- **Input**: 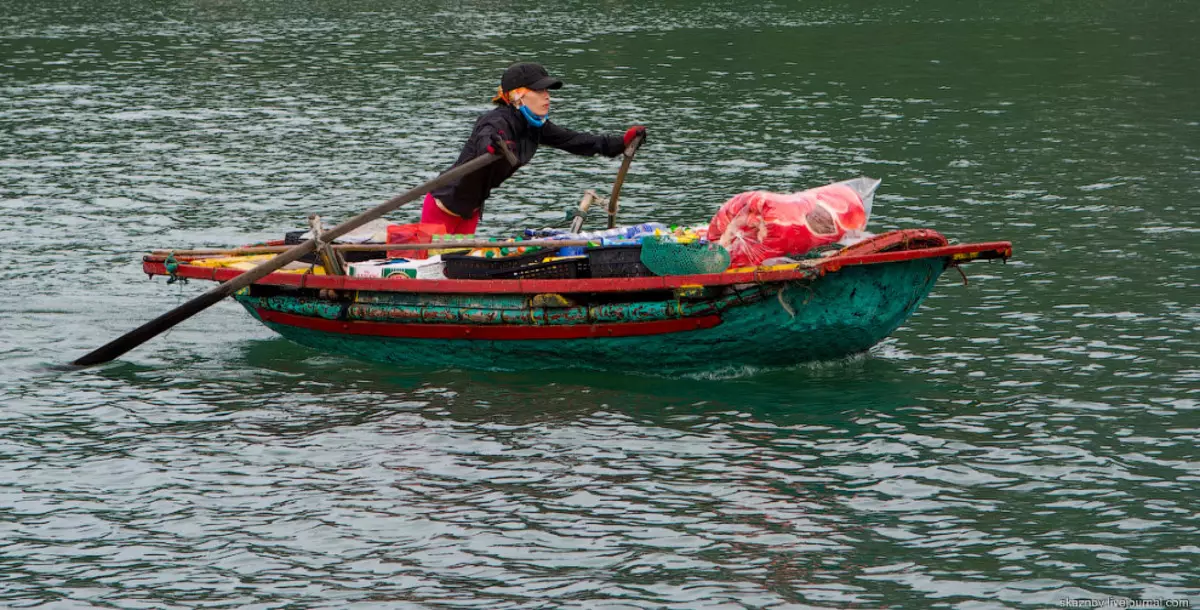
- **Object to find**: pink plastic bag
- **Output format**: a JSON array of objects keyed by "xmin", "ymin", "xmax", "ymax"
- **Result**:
[{"xmin": 707, "ymin": 178, "xmax": 879, "ymax": 267}]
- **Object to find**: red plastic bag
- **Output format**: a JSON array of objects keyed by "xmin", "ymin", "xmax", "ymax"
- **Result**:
[
  {"xmin": 706, "ymin": 178, "xmax": 878, "ymax": 267},
  {"xmin": 386, "ymin": 222, "xmax": 445, "ymax": 259}
]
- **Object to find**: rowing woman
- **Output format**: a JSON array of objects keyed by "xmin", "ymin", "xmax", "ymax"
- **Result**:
[{"xmin": 422, "ymin": 62, "xmax": 646, "ymax": 233}]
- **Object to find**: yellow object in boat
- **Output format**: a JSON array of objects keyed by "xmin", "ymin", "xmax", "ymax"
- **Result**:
[
  {"xmin": 189, "ymin": 255, "xmax": 323, "ymax": 274},
  {"xmin": 725, "ymin": 262, "xmax": 804, "ymax": 274}
]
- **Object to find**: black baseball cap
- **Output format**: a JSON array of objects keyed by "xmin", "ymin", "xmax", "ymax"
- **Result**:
[{"xmin": 500, "ymin": 62, "xmax": 563, "ymax": 91}]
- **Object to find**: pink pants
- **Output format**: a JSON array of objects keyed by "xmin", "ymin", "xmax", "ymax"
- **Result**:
[{"xmin": 420, "ymin": 193, "xmax": 481, "ymax": 234}]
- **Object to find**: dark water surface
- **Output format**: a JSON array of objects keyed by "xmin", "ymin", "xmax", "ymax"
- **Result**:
[{"xmin": 2, "ymin": 1, "xmax": 1197, "ymax": 607}]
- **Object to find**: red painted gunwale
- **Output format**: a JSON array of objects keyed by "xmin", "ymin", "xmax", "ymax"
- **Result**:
[
  {"xmin": 254, "ymin": 309, "xmax": 723, "ymax": 339},
  {"xmin": 142, "ymin": 241, "xmax": 1012, "ymax": 295}
]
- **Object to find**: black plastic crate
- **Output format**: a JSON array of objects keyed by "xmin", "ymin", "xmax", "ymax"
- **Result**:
[
  {"xmin": 586, "ymin": 245, "xmax": 653, "ymax": 278},
  {"xmin": 493, "ymin": 257, "xmax": 590, "ymax": 280},
  {"xmin": 442, "ymin": 249, "xmax": 558, "ymax": 280}
]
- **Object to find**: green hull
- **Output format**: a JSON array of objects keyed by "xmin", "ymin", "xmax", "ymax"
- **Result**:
[{"xmin": 234, "ymin": 257, "xmax": 948, "ymax": 374}]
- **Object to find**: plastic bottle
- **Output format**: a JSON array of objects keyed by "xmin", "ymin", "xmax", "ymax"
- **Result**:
[{"xmin": 523, "ymin": 222, "xmax": 668, "ymax": 242}]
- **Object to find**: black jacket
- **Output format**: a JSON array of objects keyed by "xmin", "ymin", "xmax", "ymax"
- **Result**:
[{"xmin": 430, "ymin": 104, "xmax": 625, "ymax": 218}]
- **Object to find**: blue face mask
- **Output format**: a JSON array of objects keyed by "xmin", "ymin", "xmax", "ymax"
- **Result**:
[{"xmin": 518, "ymin": 104, "xmax": 547, "ymax": 127}]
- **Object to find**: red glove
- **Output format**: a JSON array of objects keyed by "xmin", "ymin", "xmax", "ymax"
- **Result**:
[
  {"xmin": 486, "ymin": 139, "xmax": 515, "ymax": 155},
  {"xmin": 623, "ymin": 125, "xmax": 647, "ymax": 147}
]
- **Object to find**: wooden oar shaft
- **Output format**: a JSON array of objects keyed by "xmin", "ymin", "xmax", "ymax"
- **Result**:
[
  {"xmin": 151, "ymin": 239, "xmax": 602, "ymax": 257},
  {"xmin": 607, "ymin": 135, "xmax": 643, "ymax": 229},
  {"xmin": 569, "ymin": 190, "xmax": 599, "ymax": 234},
  {"xmin": 72, "ymin": 151, "xmax": 502, "ymax": 367}
]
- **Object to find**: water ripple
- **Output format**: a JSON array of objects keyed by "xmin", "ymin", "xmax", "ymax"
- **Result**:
[{"xmin": 3, "ymin": 0, "xmax": 1199, "ymax": 607}]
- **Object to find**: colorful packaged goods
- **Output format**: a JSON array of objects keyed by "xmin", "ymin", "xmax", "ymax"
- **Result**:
[
  {"xmin": 669, "ymin": 224, "xmax": 710, "ymax": 244},
  {"xmin": 386, "ymin": 223, "xmax": 446, "ymax": 259},
  {"xmin": 706, "ymin": 177, "xmax": 880, "ymax": 267},
  {"xmin": 465, "ymin": 237, "xmax": 540, "ymax": 259},
  {"xmin": 429, "ymin": 233, "xmax": 475, "ymax": 255},
  {"xmin": 524, "ymin": 222, "xmax": 668, "ymax": 241}
]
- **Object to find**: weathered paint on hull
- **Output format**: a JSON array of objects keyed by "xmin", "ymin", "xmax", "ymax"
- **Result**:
[{"xmin": 238, "ymin": 257, "xmax": 948, "ymax": 373}]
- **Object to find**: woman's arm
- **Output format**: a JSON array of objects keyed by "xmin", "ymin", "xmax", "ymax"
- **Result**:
[
  {"xmin": 540, "ymin": 121, "xmax": 624, "ymax": 157},
  {"xmin": 462, "ymin": 118, "xmax": 504, "ymax": 161}
]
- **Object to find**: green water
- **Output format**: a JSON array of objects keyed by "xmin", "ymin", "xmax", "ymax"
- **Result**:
[{"xmin": 1, "ymin": 1, "xmax": 1196, "ymax": 607}]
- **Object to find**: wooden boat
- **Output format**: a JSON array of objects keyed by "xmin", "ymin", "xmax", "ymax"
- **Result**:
[{"xmin": 142, "ymin": 229, "xmax": 1011, "ymax": 373}]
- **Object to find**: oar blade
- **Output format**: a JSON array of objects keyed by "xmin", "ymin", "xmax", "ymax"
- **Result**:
[{"xmin": 71, "ymin": 288, "xmax": 228, "ymax": 366}]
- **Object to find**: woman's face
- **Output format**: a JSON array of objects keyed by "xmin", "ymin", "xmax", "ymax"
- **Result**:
[{"xmin": 519, "ymin": 89, "xmax": 551, "ymax": 115}]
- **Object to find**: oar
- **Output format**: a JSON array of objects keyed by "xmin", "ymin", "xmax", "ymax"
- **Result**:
[
  {"xmin": 569, "ymin": 190, "xmax": 599, "ymax": 234},
  {"xmin": 607, "ymin": 134, "xmax": 644, "ymax": 229},
  {"xmin": 72, "ymin": 148, "xmax": 512, "ymax": 366}
]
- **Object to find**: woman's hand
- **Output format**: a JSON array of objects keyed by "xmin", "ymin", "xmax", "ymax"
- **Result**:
[
  {"xmin": 486, "ymin": 134, "xmax": 516, "ymax": 155},
  {"xmin": 623, "ymin": 125, "xmax": 647, "ymax": 147}
]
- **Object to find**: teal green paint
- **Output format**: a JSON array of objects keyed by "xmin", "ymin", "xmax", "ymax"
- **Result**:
[
  {"xmin": 460, "ymin": 308, "xmax": 503, "ymax": 324},
  {"xmin": 500, "ymin": 310, "xmax": 529, "ymax": 325},
  {"xmin": 243, "ymin": 285, "xmax": 765, "ymax": 327},
  {"xmin": 592, "ymin": 302, "xmax": 674, "ymax": 323},
  {"xmin": 236, "ymin": 258, "xmax": 948, "ymax": 373},
  {"xmin": 356, "ymin": 291, "xmax": 529, "ymax": 310},
  {"xmin": 238, "ymin": 295, "xmax": 344, "ymax": 320},
  {"xmin": 545, "ymin": 308, "xmax": 588, "ymax": 325},
  {"xmin": 347, "ymin": 303, "xmax": 419, "ymax": 323},
  {"xmin": 419, "ymin": 306, "xmax": 463, "ymax": 323}
]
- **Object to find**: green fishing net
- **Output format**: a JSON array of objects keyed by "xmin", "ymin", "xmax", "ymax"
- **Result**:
[{"xmin": 639, "ymin": 236, "xmax": 731, "ymax": 276}]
